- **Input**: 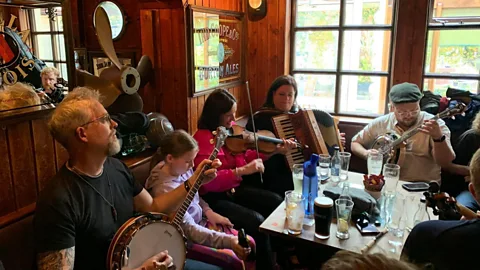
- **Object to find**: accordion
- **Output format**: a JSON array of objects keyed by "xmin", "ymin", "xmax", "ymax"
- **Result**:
[{"xmin": 269, "ymin": 109, "xmax": 344, "ymax": 170}]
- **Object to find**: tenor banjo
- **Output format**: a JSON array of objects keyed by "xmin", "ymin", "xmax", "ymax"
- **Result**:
[
  {"xmin": 107, "ymin": 126, "xmax": 229, "ymax": 270},
  {"xmin": 371, "ymin": 103, "xmax": 466, "ymax": 164}
]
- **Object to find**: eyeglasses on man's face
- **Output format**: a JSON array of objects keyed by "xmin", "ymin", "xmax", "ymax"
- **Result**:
[
  {"xmin": 396, "ymin": 109, "xmax": 420, "ymax": 117},
  {"xmin": 80, "ymin": 113, "xmax": 112, "ymax": 127}
]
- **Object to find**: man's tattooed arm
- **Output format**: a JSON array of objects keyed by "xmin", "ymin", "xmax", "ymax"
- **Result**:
[{"xmin": 37, "ymin": 246, "xmax": 75, "ymax": 270}]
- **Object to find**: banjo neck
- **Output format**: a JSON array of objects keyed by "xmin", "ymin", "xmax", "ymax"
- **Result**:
[{"xmin": 172, "ymin": 148, "xmax": 219, "ymax": 227}]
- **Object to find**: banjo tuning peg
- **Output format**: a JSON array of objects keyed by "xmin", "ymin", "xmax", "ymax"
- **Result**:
[{"xmin": 209, "ymin": 139, "xmax": 214, "ymax": 144}]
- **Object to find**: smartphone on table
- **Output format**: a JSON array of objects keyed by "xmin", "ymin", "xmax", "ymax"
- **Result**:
[{"xmin": 402, "ymin": 182, "xmax": 430, "ymax": 192}]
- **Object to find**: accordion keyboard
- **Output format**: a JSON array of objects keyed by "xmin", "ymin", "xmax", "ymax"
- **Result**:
[{"xmin": 272, "ymin": 114, "xmax": 306, "ymax": 169}]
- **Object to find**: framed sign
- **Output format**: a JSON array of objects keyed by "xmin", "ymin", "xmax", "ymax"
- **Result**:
[
  {"xmin": 186, "ymin": 5, "xmax": 246, "ymax": 97},
  {"xmin": 87, "ymin": 51, "xmax": 135, "ymax": 76}
]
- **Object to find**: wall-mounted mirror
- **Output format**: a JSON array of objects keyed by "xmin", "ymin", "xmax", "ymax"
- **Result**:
[
  {"xmin": 0, "ymin": 0, "xmax": 74, "ymax": 119},
  {"xmin": 93, "ymin": 1, "xmax": 125, "ymax": 41}
]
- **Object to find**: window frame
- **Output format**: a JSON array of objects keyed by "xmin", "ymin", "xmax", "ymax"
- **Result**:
[
  {"xmin": 28, "ymin": 7, "xmax": 67, "ymax": 78},
  {"xmin": 422, "ymin": 0, "xmax": 480, "ymax": 94},
  {"xmin": 289, "ymin": 0, "xmax": 399, "ymax": 118}
]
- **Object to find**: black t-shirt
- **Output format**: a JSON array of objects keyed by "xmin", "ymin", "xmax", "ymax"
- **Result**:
[
  {"xmin": 33, "ymin": 157, "xmax": 144, "ymax": 269},
  {"xmin": 402, "ymin": 219, "xmax": 480, "ymax": 270},
  {"xmin": 441, "ymin": 129, "xmax": 480, "ymax": 196}
]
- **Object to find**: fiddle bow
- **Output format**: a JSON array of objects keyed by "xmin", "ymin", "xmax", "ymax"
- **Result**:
[{"xmin": 245, "ymin": 81, "xmax": 264, "ymax": 184}]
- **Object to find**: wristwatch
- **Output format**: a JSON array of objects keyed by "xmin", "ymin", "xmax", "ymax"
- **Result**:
[{"xmin": 433, "ymin": 134, "xmax": 446, "ymax": 143}]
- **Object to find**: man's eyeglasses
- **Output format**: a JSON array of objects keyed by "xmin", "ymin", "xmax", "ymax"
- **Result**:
[
  {"xmin": 81, "ymin": 113, "xmax": 112, "ymax": 127},
  {"xmin": 396, "ymin": 109, "xmax": 420, "ymax": 117}
]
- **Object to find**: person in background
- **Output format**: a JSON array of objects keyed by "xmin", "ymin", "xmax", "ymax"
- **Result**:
[
  {"xmin": 351, "ymin": 82, "xmax": 455, "ymax": 182},
  {"xmin": 401, "ymin": 148, "xmax": 480, "ymax": 270},
  {"xmin": 442, "ymin": 112, "xmax": 480, "ymax": 212},
  {"xmin": 322, "ymin": 251, "xmax": 422, "ymax": 270},
  {"xmin": 34, "ymin": 87, "xmax": 222, "ymax": 270},
  {"xmin": 0, "ymin": 82, "xmax": 41, "ymax": 111},
  {"xmin": 39, "ymin": 66, "xmax": 64, "ymax": 103},
  {"xmin": 246, "ymin": 75, "xmax": 346, "ymax": 197},
  {"xmin": 146, "ymin": 130, "xmax": 254, "ymax": 268},
  {"xmin": 193, "ymin": 88, "xmax": 296, "ymax": 269}
]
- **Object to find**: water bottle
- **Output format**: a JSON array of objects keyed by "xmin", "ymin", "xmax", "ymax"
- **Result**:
[
  {"xmin": 339, "ymin": 181, "xmax": 352, "ymax": 201},
  {"xmin": 330, "ymin": 146, "xmax": 340, "ymax": 182},
  {"xmin": 413, "ymin": 199, "xmax": 428, "ymax": 226},
  {"xmin": 303, "ymin": 153, "xmax": 319, "ymax": 218}
]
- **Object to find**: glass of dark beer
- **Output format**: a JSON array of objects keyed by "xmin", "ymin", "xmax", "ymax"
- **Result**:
[{"xmin": 314, "ymin": 197, "xmax": 334, "ymax": 239}]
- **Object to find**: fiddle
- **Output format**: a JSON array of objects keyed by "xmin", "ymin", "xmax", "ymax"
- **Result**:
[
  {"xmin": 423, "ymin": 182, "xmax": 477, "ymax": 220},
  {"xmin": 224, "ymin": 125, "xmax": 303, "ymax": 154}
]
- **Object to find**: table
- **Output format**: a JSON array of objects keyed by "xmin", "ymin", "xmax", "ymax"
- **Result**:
[{"xmin": 259, "ymin": 171, "xmax": 436, "ymax": 260}]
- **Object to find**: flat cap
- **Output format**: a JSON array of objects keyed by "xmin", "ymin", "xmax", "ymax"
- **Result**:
[{"xmin": 389, "ymin": 82, "xmax": 423, "ymax": 104}]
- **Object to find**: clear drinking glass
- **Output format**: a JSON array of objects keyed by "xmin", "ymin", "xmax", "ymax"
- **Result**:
[
  {"xmin": 383, "ymin": 164, "xmax": 400, "ymax": 196},
  {"xmin": 317, "ymin": 154, "xmax": 331, "ymax": 196},
  {"xmin": 318, "ymin": 154, "xmax": 331, "ymax": 179},
  {"xmin": 285, "ymin": 190, "xmax": 293, "ymax": 218},
  {"xmin": 286, "ymin": 192, "xmax": 305, "ymax": 235},
  {"xmin": 338, "ymin": 152, "xmax": 351, "ymax": 183},
  {"xmin": 292, "ymin": 164, "xmax": 303, "ymax": 193},
  {"xmin": 335, "ymin": 198, "xmax": 354, "ymax": 239},
  {"xmin": 404, "ymin": 194, "xmax": 417, "ymax": 232},
  {"xmin": 386, "ymin": 192, "xmax": 406, "ymax": 252},
  {"xmin": 367, "ymin": 152, "xmax": 383, "ymax": 175}
]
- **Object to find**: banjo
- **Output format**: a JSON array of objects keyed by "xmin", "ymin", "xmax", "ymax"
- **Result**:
[
  {"xmin": 371, "ymin": 102, "xmax": 466, "ymax": 164},
  {"xmin": 107, "ymin": 126, "xmax": 229, "ymax": 270}
]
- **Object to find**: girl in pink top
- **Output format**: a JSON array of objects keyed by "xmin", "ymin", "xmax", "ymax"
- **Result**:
[{"xmin": 193, "ymin": 89, "xmax": 296, "ymax": 269}]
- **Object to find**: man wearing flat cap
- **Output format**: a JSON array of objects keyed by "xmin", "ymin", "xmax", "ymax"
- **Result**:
[{"xmin": 351, "ymin": 82, "xmax": 455, "ymax": 182}]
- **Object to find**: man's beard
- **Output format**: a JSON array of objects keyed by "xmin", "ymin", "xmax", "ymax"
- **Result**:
[
  {"xmin": 107, "ymin": 136, "xmax": 121, "ymax": 156},
  {"xmin": 399, "ymin": 118, "xmax": 417, "ymax": 129}
]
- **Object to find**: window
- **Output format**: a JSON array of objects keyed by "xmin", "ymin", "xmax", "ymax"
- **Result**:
[
  {"xmin": 28, "ymin": 7, "xmax": 68, "ymax": 80},
  {"xmin": 291, "ymin": 0, "xmax": 397, "ymax": 116},
  {"xmin": 423, "ymin": 0, "xmax": 480, "ymax": 96}
]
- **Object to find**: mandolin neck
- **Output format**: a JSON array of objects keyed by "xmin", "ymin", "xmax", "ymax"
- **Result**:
[{"xmin": 391, "ymin": 114, "xmax": 440, "ymax": 148}]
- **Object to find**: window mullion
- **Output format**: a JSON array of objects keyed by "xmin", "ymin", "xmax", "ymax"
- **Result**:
[
  {"xmin": 50, "ymin": 16, "xmax": 58, "ymax": 66},
  {"xmin": 334, "ymin": 0, "xmax": 347, "ymax": 115}
]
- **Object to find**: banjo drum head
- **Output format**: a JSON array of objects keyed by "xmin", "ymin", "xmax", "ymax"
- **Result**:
[{"xmin": 118, "ymin": 221, "xmax": 186, "ymax": 270}]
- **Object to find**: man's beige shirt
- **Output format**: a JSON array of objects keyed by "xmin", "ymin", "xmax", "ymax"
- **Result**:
[{"xmin": 352, "ymin": 112, "xmax": 453, "ymax": 182}]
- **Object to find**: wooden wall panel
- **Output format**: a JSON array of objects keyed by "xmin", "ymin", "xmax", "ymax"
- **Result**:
[
  {"xmin": 138, "ymin": 10, "xmax": 157, "ymax": 114},
  {"xmin": 32, "ymin": 119, "xmax": 56, "ymax": 192},
  {"xmin": 247, "ymin": 0, "xmax": 288, "ymax": 111},
  {"xmin": 8, "ymin": 122, "xmax": 37, "ymax": 209},
  {"xmin": 172, "ymin": 8, "xmax": 189, "ymax": 131},
  {"xmin": 54, "ymin": 141, "xmax": 69, "ymax": 170},
  {"xmin": 0, "ymin": 118, "xmax": 56, "ymax": 224},
  {"xmin": 0, "ymin": 127, "xmax": 15, "ymax": 217},
  {"xmin": 140, "ymin": 7, "xmax": 190, "ymax": 131}
]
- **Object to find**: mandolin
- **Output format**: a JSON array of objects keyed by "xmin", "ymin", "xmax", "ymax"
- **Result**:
[{"xmin": 371, "ymin": 103, "xmax": 466, "ymax": 164}]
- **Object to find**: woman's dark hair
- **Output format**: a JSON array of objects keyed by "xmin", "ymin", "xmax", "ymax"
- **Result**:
[
  {"xmin": 198, "ymin": 88, "xmax": 236, "ymax": 131},
  {"xmin": 150, "ymin": 130, "xmax": 198, "ymax": 170},
  {"xmin": 262, "ymin": 75, "xmax": 299, "ymax": 113}
]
